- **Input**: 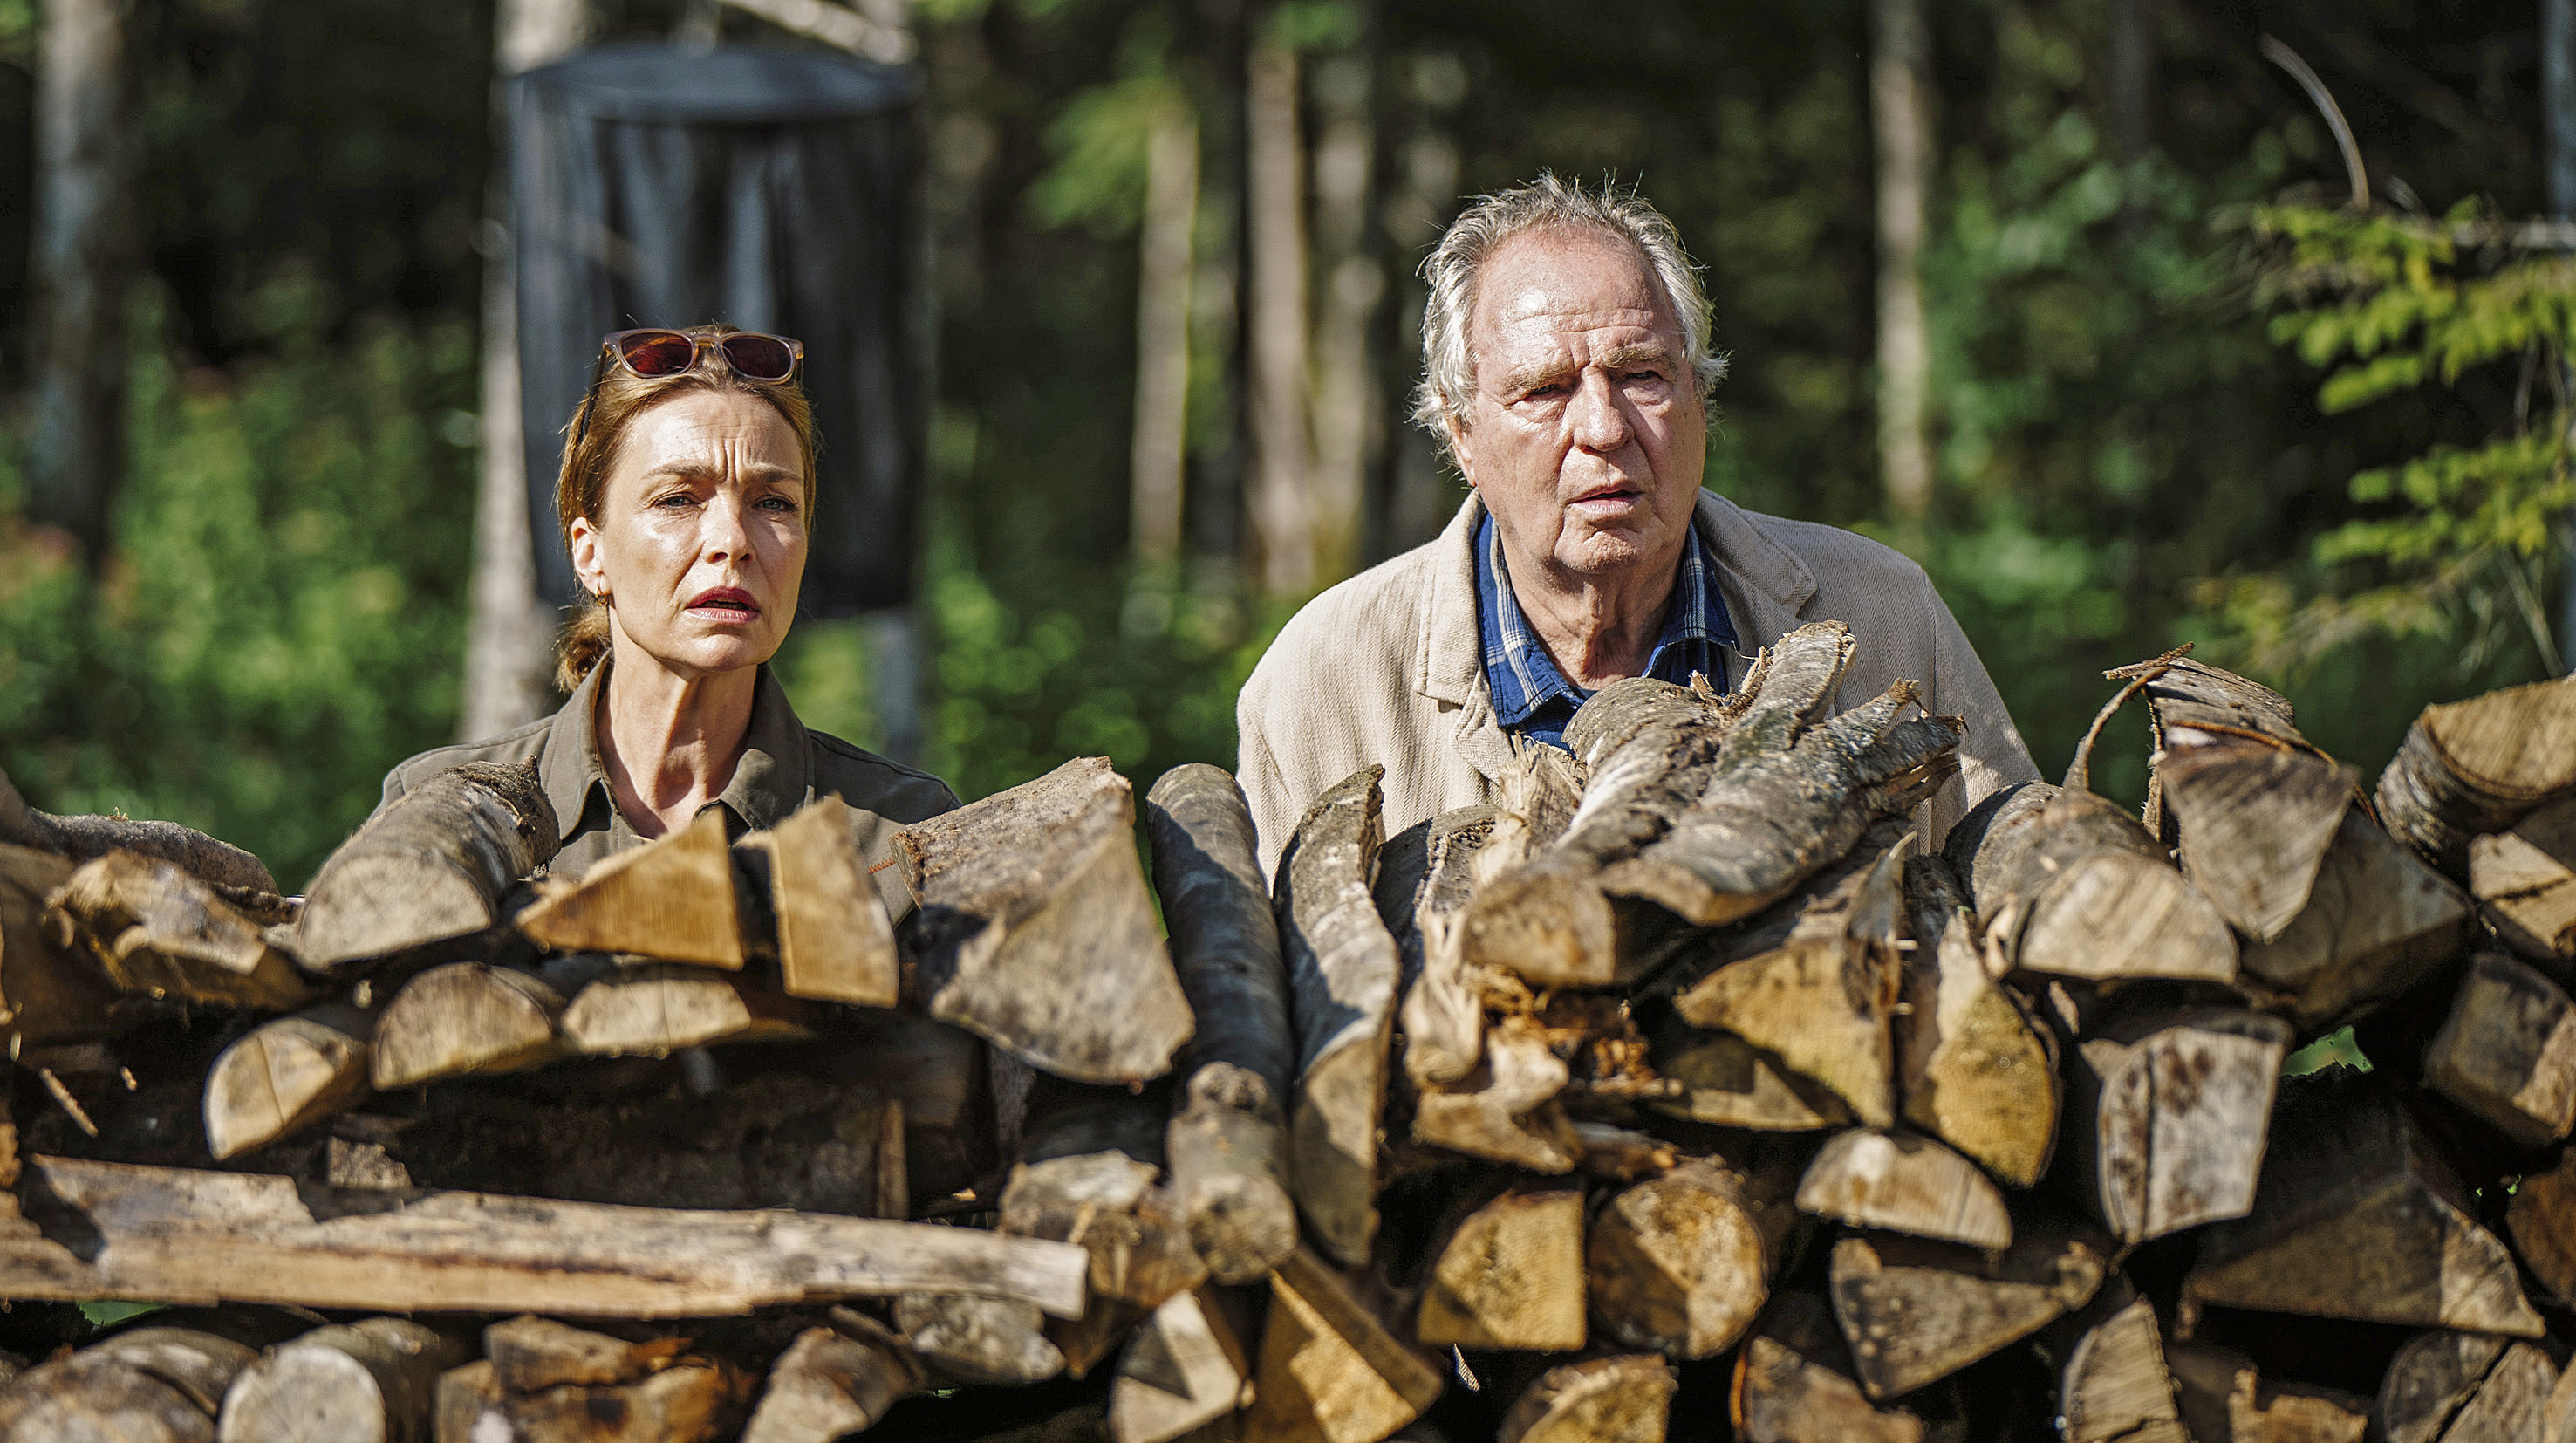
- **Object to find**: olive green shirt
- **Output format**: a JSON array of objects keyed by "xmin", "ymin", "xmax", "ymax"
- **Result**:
[{"xmin": 377, "ymin": 662, "xmax": 957, "ymax": 921}]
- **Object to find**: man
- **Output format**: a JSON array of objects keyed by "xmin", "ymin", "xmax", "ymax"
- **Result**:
[{"xmin": 1236, "ymin": 175, "xmax": 2036, "ymax": 873}]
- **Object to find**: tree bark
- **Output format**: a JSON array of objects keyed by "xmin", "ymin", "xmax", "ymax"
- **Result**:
[
  {"xmin": 1869, "ymin": 0, "xmax": 1934, "ymax": 520},
  {"xmin": 516, "ymin": 809, "xmax": 745, "ymax": 969},
  {"xmin": 297, "ymin": 763, "xmax": 557, "ymax": 974},
  {"xmin": 1794, "ymin": 1128, "xmax": 2010, "ymax": 1249},
  {"xmin": 1130, "ymin": 94, "xmax": 1198, "ymax": 566},
  {"xmin": 28, "ymin": 0, "xmax": 131, "ymax": 560},
  {"xmin": 1245, "ymin": 29, "xmax": 1314, "ymax": 596},
  {"xmin": 0, "ymin": 841, "xmax": 122, "ymax": 1047},
  {"xmin": 3, "ymin": 769, "xmax": 278, "ymax": 893},
  {"xmin": 1277, "ymin": 764, "xmax": 1399, "ymax": 1265},
  {"xmin": 2507, "ymin": 1143, "xmax": 2576, "ymax": 1306},
  {"xmin": 1827, "ymin": 1212, "xmax": 2114, "ymax": 1399},
  {"xmin": 2377, "ymin": 674, "xmax": 2576, "ymax": 875}
]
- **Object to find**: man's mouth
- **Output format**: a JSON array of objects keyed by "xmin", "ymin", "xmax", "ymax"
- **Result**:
[
  {"xmin": 1569, "ymin": 487, "xmax": 1644, "ymax": 511},
  {"xmin": 687, "ymin": 586, "xmax": 761, "ymax": 619}
]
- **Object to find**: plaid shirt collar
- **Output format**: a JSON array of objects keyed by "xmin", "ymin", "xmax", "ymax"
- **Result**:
[{"xmin": 1476, "ymin": 511, "xmax": 1739, "ymax": 743}]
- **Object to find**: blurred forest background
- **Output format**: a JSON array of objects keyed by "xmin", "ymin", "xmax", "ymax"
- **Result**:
[{"xmin": 0, "ymin": 0, "xmax": 2567, "ymax": 889}]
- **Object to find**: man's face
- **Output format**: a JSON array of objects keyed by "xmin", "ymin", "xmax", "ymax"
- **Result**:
[{"xmin": 1448, "ymin": 226, "xmax": 1706, "ymax": 584}]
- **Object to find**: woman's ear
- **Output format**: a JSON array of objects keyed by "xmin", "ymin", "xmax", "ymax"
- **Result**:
[{"xmin": 569, "ymin": 516, "xmax": 608, "ymax": 600}]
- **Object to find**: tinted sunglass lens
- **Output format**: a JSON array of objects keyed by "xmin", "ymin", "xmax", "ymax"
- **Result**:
[
  {"xmin": 722, "ymin": 335, "xmax": 795, "ymax": 380},
  {"xmin": 618, "ymin": 333, "xmax": 698, "ymax": 376}
]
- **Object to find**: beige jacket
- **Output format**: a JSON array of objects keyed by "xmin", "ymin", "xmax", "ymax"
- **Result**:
[{"xmin": 1235, "ymin": 489, "xmax": 2040, "ymax": 878}]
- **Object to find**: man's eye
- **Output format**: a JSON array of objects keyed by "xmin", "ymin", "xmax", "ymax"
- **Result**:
[{"xmin": 1523, "ymin": 382, "xmax": 1568, "ymax": 400}]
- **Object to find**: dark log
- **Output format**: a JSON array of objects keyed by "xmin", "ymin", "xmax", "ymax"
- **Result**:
[
  {"xmin": 745, "ymin": 796, "xmax": 900, "ymax": 1006},
  {"xmin": 1, "ymin": 842, "xmax": 120, "ymax": 1047},
  {"xmin": 1794, "ymin": 1128, "xmax": 2010, "ymax": 1249},
  {"xmin": 1827, "ymin": 1212, "xmax": 2114, "ymax": 1399},
  {"xmin": 1896, "ymin": 853, "xmax": 2055, "ymax": 1186},
  {"xmin": 2506, "ymin": 1144, "xmax": 2576, "ymax": 1307},
  {"xmin": 740, "ymin": 1311, "xmax": 923, "ymax": 1443},
  {"xmin": 2183, "ymin": 1070, "xmax": 2542, "ymax": 1336},
  {"xmin": 1496, "ymin": 1354, "xmax": 1676, "ymax": 1443},
  {"xmin": 2240, "ymin": 809, "xmax": 2471, "ymax": 1030},
  {"xmin": 2375, "ymin": 1330, "xmax": 2558, "ymax": 1443},
  {"xmin": 204, "ymin": 1000, "xmax": 375, "ymax": 1159},
  {"xmin": 485, "ymin": 1316, "xmax": 677, "ymax": 1393},
  {"xmin": 1108, "ymin": 1287, "xmax": 1254, "ymax": 1443},
  {"xmin": 493, "ymin": 1359, "xmax": 741, "ymax": 1443},
  {"xmin": 216, "ymin": 1316, "xmax": 464, "ymax": 1443},
  {"xmin": 900, "ymin": 756, "xmax": 1193, "ymax": 1085},
  {"xmin": 2165, "ymin": 1339, "xmax": 2368, "ymax": 1443},
  {"xmin": 1731, "ymin": 1292, "xmax": 1928, "ymax": 1443},
  {"xmin": 297, "ymin": 762, "xmax": 555, "ymax": 972},
  {"xmin": 1589, "ymin": 1151, "xmax": 1800, "ymax": 1360},
  {"xmin": 2064, "ymin": 1008, "xmax": 2291, "ymax": 1244},
  {"xmin": 2377, "ymin": 674, "xmax": 2576, "ymax": 874},
  {"xmin": 371, "ymin": 961, "xmax": 566, "ymax": 1088},
  {"xmin": 516, "ymin": 809, "xmax": 744, "ymax": 969},
  {"xmin": 1413, "ymin": 1185, "xmax": 1587, "ymax": 1351},
  {"xmin": 1144, "ymin": 763, "xmax": 1297, "ymax": 1286},
  {"xmin": 1945, "ymin": 781, "xmax": 2237, "ymax": 985},
  {"xmin": 558, "ymin": 963, "xmax": 812, "ymax": 1056},
  {"xmin": 1242, "ymin": 1246, "xmax": 1443, "ymax": 1443},
  {"xmin": 2421, "ymin": 951, "xmax": 2576, "ymax": 1148},
  {"xmin": 1276, "ymin": 764, "xmax": 1400, "ymax": 1266},
  {"xmin": 49, "ymin": 850, "xmax": 311, "ymax": 1009}
]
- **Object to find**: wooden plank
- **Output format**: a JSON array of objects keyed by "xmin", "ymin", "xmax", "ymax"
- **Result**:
[{"xmin": 0, "ymin": 1153, "xmax": 1089, "ymax": 1319}]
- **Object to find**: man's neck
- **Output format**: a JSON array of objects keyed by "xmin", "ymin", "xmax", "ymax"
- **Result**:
[
  {"xmin": 1496, "ymin": 531, "xmax": 1684, "ymax": 690},
  {"xmin": 594, "ymin": 645, "xmax": 760, "ymax": 838}
]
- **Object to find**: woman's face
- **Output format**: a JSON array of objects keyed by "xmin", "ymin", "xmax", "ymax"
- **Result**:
[{"xmin": 570, "ymin": 386, "xmax": 809, "ymax": 681}]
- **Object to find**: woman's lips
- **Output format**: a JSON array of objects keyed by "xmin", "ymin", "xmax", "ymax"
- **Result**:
[{"xmin": 686, "ymin": 587, "xmax": 761, "ymax": 623}]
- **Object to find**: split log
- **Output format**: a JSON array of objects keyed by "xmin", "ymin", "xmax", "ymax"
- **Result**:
[
  {"xmin": 1827, "ymin": 1213, "xmax": 2114, "ymax": 1399},
  {"xmin": 495, "ymin": 1360, "xmax": 740, "ymax": 1443},
  {"xmin": 2165, "ymin": 1340, "xmax": 2368, "ymax": 1443},
  {"xmin": 1895, "ymin": 853, "xmax": 2055, "ymax": 1186},
  {"xmin": 839, "ymin": 1009, "xmax": 995, "ymax": 1207},
  {"xmin": 81, "ymin": 1328, "xmax": 259, "ymax": 1416},
  {"xmin": 486, "ymin": 1316, "xmax": 685, "ymax": 1392},
  {"xmin": 1648, "ymin": 1017, "xmax": 1849, "ymax": 1132},
  {"xmin": 297, "ymin": 761, "xmax": 556, "ymax": 972},
  {"xmin": 516, "ymin": 808, "xmax": 743, "ymax": 968},
  {"xmin": 1794, "ymin": 1129, "xmax": 2010, "ymax": 1249},
  {"xmin": 2421, "ymin": 951, "xmax": 2576, "ymax": 1149},
  {"xmin": 2050, "ymin": 1291, "xmax": 2187, "ymax": 1443},
  {"xmin": 1474, "ymin": 745, "xmax": 1585, "ymax": 885},
  {"xmin": 2506, "ymin": 1145, "xmax": 2576, "ymax": 1306},
  {"xmin": 1242, "ymin": 1246, "xmax": 1443, "ymax": 1443},
  {"xmin": 1945, "ymin": 781, "xmax": 2238, "ymax": 984},
  {"xmin": 1410, "ymin": 1013, "xmax": 1583, "ymax": 1172},
  {"xmin": 2377, "ymin": 674, "xmax": 2576, "ymax": 874},
  {"xmin": 1109, "ymin": 1288, "xmax": 1254, "ymax": 1443},
  {"xmin": 371, "ymin": 961, "xmax": 565, "ymax": 1088},
  {"xmin": 1496, "ymin": 1354, "xmax": 1676, "ymax": 1443},
  {"xmin": 1671, "ymin": 841, "xmax": 1906, "ymax": 1127},
  {"xmin": 1732, "ymin": 1293, "xmax": 1928, "ymax": 1443},
  {"xmin": 0, "ymin": 1354, "xmax": 221, "ymax": 1442},
  {"xmin": 741, "ymin": 1312, "xmax": 924, "ymax": 1443},
  {"xmin": 216, "ymin": 1316, "xmax": 464, "ymax": 1443},
  {"xmin": 1276, "ymin": 763, "xmax": 1400, "ymax": 1266},
  {"xmin": 0, "ymin": 1152, "xmax": 1090, "ymax": 1318},
  {"xmin": 1143, "ymin": 763, "xmax": 1297, "ymax": 1285},
  {"xmin": 743, "ymin": 797, "xmax": 899, "ymax": 1006},
  {"xmin": 3, "ymin": 766, "xmax": 277, "ymax": 893},
  {"xmin": 1588, "ymin": 1152, "xmax": 1800, "ymax": 1359},
  {"xmin": 204, "ymin": 1000, "xmax": 375, "ymax": 1159},
  {"xmin": 2064, "ymin": 1009, "xmax": 2291, "ymax": 1244},
  {"xmin": 49, "ymin": 850, "xmax": 311, "ymax": 1009},
  {"xmin": 1414, "ymin": 1186, "xmax": 1587, "ymax": 1351},
  {"xmin": 0, "ymin": 841, "xmax": 120, "ymax": 1045},
  {"xmin": 998, "ymin": 1104, "xmax": 1206, "ymax": 1377},
  {"xmin": 558, "ymin": 963, "xmax": 812, "ymax": 1056},
  {"xmin": 1394, "ymin": 807, "xmax": 1500, "ymax": 1089},
  {"xmin": 2376, "ymin": 1331, "xmax": 2558, "ymax": 1443},
  {"xmin": 2154, "ymin": 737, "xmax": 2351, "ymax": 945},
  {"xmin": 2240, "ymin": 808, "xmax": 2471, "ymax": 1030},
  {"xmin": 2474, "ymin": 796, "xmax": 2576, "ymax": 968},
  {"xmin": 894, "ymin": 1293, "xmax": 1065, "ymax": 1385},
  {"xmin": 2183, "ymin": 1070, "xmax": 2542, "ymax": 1337},
  {"xmin": 2549, "ymin": 1363, "xmax": 2576, "ymax": 1443},
  {"xmin": 900, "ymin": 756, "xmax": 1193, "ymax": 1085}
]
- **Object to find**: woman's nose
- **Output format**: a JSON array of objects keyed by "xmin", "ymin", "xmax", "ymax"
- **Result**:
[{"xmin": 701, "ymin": 495, "xmax": 754, "ymax": 559}]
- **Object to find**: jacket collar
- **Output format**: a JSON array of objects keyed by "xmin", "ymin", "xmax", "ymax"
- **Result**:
[{"xmin": 541, "ymin": 660, "xmax": 811, "ymax": 845}]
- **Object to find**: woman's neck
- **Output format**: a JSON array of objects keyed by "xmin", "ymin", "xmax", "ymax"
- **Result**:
[{"xmin": 593, "ymin": 642, "xmax": 761, "ymax": 839}]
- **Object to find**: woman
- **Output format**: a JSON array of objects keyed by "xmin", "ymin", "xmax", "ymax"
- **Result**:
[{"xmin": 380, "ymin": 325, "xmax": 954, "ymax": 917}]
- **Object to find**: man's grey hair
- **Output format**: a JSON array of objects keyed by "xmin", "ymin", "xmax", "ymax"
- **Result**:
[{"xmin": 1411, "ymin": 174, "xmax": 1725, "ymax": 449}]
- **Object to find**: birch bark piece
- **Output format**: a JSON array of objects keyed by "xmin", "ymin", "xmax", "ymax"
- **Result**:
[
  {"xmin": 1496, "ymin": 1354, "xmax": 1676, "ymax": 1443},
  {"xmin": 1241, "ymin": 1246, "xmax": 1443, "ymax": 1443},
  {"xmin": 2065, "ymin": 1009, "xmax": 2291, "ymax": 1244},
  {"xmin": 743, "ymin": 796, "xmax": 899, "ymax": 1006},
  {"xmin": 216, "ymin": 1316, "xmax": 463, "ymax": 1443},
  {"xmin": 1827, "ymin": 1213, "xmax": 2113, "ymax": 1399},
  {"xmin": 1275, "ymin": 763, "xmax": 1399, "ymax": 1265},
  {"xmin": 49, "ymin": 850, "xmax": 312, "ymax": 1009},
  {"xmin": 1731, "ymin": 1293, "xmax": 1927, "ymax": 1443},
  {"xmin": 2474, "ymin": 796, "xmax": 2576, "ymax": 967},
  {"xmin": 2165, "ymin": 1340, "xmax": 2368, "ymax": 1443},
  {"xmin": 740, "ymin": 1314, "xmax": 923, "ymax": 1443},
  {"xmin": 516, "ymin": 808, "xmax": 743, "ymax": 969},
  {"xmin": 297, "ymin": 761, "xmax": 556, "ymax": 972},
  {"xmin": 2377, "ymin": 674, "xmax": 2576, "ymax": 874},
  {"xmin": 1945, "ymin": 781, "xmax": 2238, "ymax": 984},
  {"xmin": 900, "ymin": 756, "xmax": 1193, "ymax": 1085},
  {"xmin": 558, "ymin": 963, "xmax": 811, "ymax": 1056},
  {"xmin": 1109, "ymin": 1289, "xmax": 1254, "ymax": 1443},
  {"xmin": 1794, "ymin": 1129, "xmax": 2010, "ymax": 1249},
  {"xmin": 1144, "ymin": 763, "xmax": 1297, "ymax": 1284},
  {"xmin": 370, "ymin": 961, "xmax": 564, "ymax": 1088},
  {"xmin": 1895, "ymin": 853, "xmax": 2055, "ymax": 1185},
  {"xmin": 1414, "ymin": 1187, "xmax": 1586, "ymax": 1351},
  {"xmin": 2241, "ymin": 808, "xmax": 2471, "ymax": 1030},
  {"xmin": 204, "ymin": 1000, "xmax": 375, "ymax": 1159},
  {"xmin": 2183, "ymin": 1070, "xmax": 2542, "ymax": 1337},
  {"xmin": 2421, "ymin": 951, "xmax": 2576, "ymax": 1149},
  {"xmin": 1588, "ymin": 1152, "xmax": 1799, "ymax": 1360},
  {"xmin": 0, "ymin": 1152, "xmax": 1090, "ymax": 1319}
]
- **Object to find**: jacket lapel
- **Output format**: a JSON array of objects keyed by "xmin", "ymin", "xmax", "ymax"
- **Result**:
[
  {"xmin": 1421, "ymin": 493, "xmax": 1519, "ymax": 788},
  {"xmin": 1695, "ymin": 489, "xmax": 1815, "ymax": 680}
]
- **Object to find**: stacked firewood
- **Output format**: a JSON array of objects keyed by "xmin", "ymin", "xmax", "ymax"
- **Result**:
[{"xmin": 8, "ymin": 619, "xmax": 2576, "ymax": 1441}]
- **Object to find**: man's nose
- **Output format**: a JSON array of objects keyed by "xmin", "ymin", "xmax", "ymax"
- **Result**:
[{"xmin": 1569, "ymin": 368, "xmax": 1630, "ymax": 453}]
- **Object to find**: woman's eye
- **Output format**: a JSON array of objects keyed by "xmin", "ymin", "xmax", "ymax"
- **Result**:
[
  {"xmin": 760, "ymin": 496, "xmax": 800, "ymax": 513},
  {"xmin": 653, "ymin": 492, "xmax": 697, "ymax": 509}
]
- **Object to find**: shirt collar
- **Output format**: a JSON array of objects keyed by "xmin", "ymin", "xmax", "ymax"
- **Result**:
[
  {"xmin": 1474, "ymin": 514, "xmax": 1738, "ymax": 730},
  {"xmin": 540, "ymin": 659, "xmax": 811, "ymax": 845}
]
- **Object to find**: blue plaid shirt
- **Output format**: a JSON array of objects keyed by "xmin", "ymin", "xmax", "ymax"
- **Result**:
[{"xmin": 1476, "ymin": 513, "xmax": 1739, "ymax": 752}]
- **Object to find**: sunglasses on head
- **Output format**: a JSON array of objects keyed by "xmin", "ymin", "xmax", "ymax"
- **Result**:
[{"xmin": 599, "ymin": 327, "xmax": 803, "ymax": 383}]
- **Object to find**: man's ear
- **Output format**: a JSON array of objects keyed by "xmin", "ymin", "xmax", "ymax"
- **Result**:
[
  {"xmin": 569, "ymin": 516, "xmax": 607, "ymax": 599},
  {"xmin": 1445, "ymin": 414, "xmax": 1476, "ymax": 487}
]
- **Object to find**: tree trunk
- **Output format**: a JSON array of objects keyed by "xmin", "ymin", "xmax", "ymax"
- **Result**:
[
  {"xmin": 28, "ymin": 0, "xmax": 130, "ymax": 560},
  {"xmin": 1794, "ymin": 1128, "xmax": 2010, "ymax": 1249},
  {"xmin": 1277, "ymin": 764, "xmax": 1399, "ymax": 1265},
  {"xmin": 1869, "ymin": 0, "xmax": 1933, "ymax": 521},
  {"xmin": 1306, "ymin": 46, "xmax": 1378, "ymax": 586},
  {"xmin": 296, "ymin": 762, "xmax": 557, "ymax": 974},
  {"xmin": 1130, "ymin": 94, "xmax": 1198, "ymax": 566},
  {"xmin": 1497, "ymin": 1354, "xmax": 1676, "ymax": 1443},
  {"xmin": 460, "ymin": 0, "xmax": 590, "ymax": 742},
  {"xmin": 1827, "ymin": 1211, "xmax": 2114, "ymax": 1399},
  {"xmin": 1245, "ymin": 27, "xmax": 1314, "ymax": 596},
  {"xmin": 1588, "ymin": 1152, "xmax": 1800, "ymax": 1360}
]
